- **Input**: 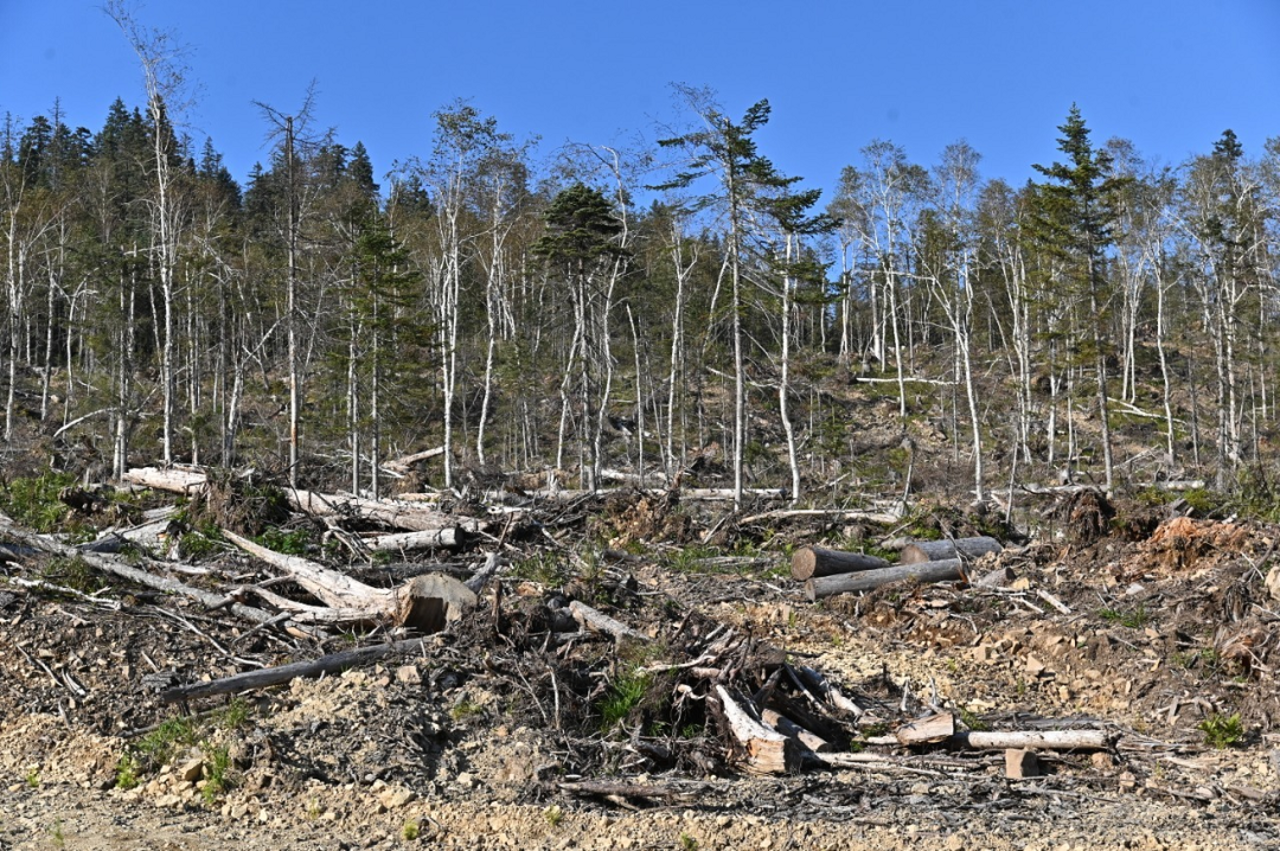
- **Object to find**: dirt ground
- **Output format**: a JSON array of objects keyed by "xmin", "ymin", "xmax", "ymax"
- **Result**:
[{"xmin": 2, "ymin": 489, "xmax": 1280, "ymax": 850}]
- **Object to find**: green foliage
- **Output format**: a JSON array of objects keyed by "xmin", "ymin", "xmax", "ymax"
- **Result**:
[
  {"xmin": 39, "ymin": 556, "xmax": 103, "ymax": 594},
  {"xmin": 680, "ymin": 833, "xmax": 700, "ymax": 851},
  {"xmin": 1198, "ymin": 712, "xmax": 1244, "ymax": 748},
  {"xmin": 24, "ymin": 766, "xmax": 40, "ymax": 788},
  {"xmin": 510, "ymin": 552, "xmax": 569, "ymax": 587},
  {"xmin": 253, "ymin": 527, "xmax": 313, "ymax": 555},
  {"xmin": 542, "ymin": 805, "xmax": 564, "ymax": 828},
  {"xmin": 0, "ymin": 471, "xmax": 76, "ymax": 533},
  {"xmin": 599, "ymin": 668, "xmax": 651, "ymax": 731},
  {"xmin": 1228, "ymin": 466, "xmax": 1280, "ymax": 523},
  {"xmin": 1097, "ymin": 605, "xmax": 1151, "ymax": 629},
  {"xmin": 402, "ymin": 819, "xmax": 421, "ymax": 841},
  {"xmin": 200, "ymin": 745, "xmax": 232, "ymax": 805}
]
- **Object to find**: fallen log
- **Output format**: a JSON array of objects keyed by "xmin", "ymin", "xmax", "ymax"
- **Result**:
[
  {"xmin": 957, "ymin": 729, "xmax": 1109, "ymax": 751},
  {"xmin": 715, "ymin": 686, "xmax": 801, "ymax": 775},
  {"xmin": 742, "ymin": 508, "xmax": 902, "ymax": 525},
  {"xmin": 762, "ymin": 708, "xmax": 831, "ymax": 753},
  {"xmin": 122, "ymin": 466, "xmax": 210, "ymax": 494},
  {"xmin": 224, "ymin": 530, "xmax": 475, "ymax": 632},
  {"xmin": 361, "ymin": 527, "xmax": 465, "ymax": 552},
  {"xmin": 568, "ymin": 600, "xmax": 649, "ymax": 642},
  {"xmin": 383, "ymin": 446, "xmax": 446, "ymax": 473},
  {"xmin": 790, "ymin": 546, "xmax": 890, "ymax": 581},
  {"xmin": 805, "ymin": 559, "xmax": 965, "ymax": 601},
  {"xmin": 285, "ymin": 489, "xmax": 483, "ymax": 533},
  {"xmin": 0, "ymin": 512, "xmax": 275, "ymax": 627},
  {"xmin": 898, "ymin": 536, "xmax": 1002, "ymax": 565},
  {"xmin": 159, "ymin": 636, "xmax": 431, "ymax": 703}
]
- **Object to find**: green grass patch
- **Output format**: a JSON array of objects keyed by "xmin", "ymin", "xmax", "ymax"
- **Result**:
[
  {"xmin": 1198, "ymin": 712, "xmax": 1244, "ymax": 749},
  {"xmin": 1098, "ymin": 604, "xmax": 1151, "ymax": 629}
]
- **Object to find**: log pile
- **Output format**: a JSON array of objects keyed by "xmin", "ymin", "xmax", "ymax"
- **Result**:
[{"xmin": 791, "ymin": 536, "xmax": 1006, "ymax": 600}]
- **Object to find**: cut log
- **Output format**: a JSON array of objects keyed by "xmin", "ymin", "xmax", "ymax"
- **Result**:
[
  {"xmin": 715, "ymin": 686, "xmax": 801, "ymax": 775},
  {"xmin": 895, "ymin": 712, "xmax": 955, "ymax": 745},
  {"xmin": 805, "ymin": 559, "xmax": 965, "ymax": 601},
  {"xmin": 361, "ymin": 527, "xmax": 464, "ymax": 552},
  {"xmin": 159, "ymin": 637, "xmax": 431, "ymax": 703},
  {"xmin": 898, "ymin": 536, "xmax": 1002, "ymax": 565},
  {"xmin": 790, "ymin": 546, "xmax": 890, "ymax": 581},
  {"xmin": 742, "ymin": 508, "xmax": 901, "ymax": 525},
  {"xmin": 957, "ymin": 729, "xmax": 1109, "ymax": 751},
  {"xmin": 761, "ymin": 708, "xmax": 831, "ymax": 753},
  {"xmin": 568, "ymin": 600, "xmax": 649, "ymax": 642},
  {"xmin": 394, "ymin": 573, "xmax": 476, "ymax": 634}
]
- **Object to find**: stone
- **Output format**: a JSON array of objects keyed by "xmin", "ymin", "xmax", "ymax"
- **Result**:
[
  {"xmin": 1266, "ymin": 565, "xmax": 1280, "ymax": 602},
  {"xmin": 396, "ymin": 664, "xmax": 422, "ymax": 685},
  {"xmin": 1005, "ymin": 748, "xmax": 1040, "ymax": 779},
  {"xmin": 179, "ymin": 757, "xmax": 204, "ymax": 782},
  {"xmin": 377, "ymin": 786, "xmax": 416, "ymax": 809}
]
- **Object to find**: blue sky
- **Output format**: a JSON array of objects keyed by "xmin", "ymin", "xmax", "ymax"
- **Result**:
[{"xmin": 2, "ymin": 0, "xmax": 1277, "ymax": 196}]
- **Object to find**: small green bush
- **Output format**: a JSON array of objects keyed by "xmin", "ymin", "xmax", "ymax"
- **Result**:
[{"xmin": 1199, "ymin": 712, "xmax": 1244, "ymax": 749}]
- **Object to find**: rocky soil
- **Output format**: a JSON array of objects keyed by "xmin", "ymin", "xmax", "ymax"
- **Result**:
[{"xmin": 2, "ymin": 484, "xmax": 1280, "ymax": 850}]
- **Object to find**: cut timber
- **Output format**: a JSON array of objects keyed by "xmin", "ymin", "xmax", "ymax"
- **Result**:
[
  {"xmin": 895, "ymin": 712, "xmax": 955, "ymax": 745},
  {"xmin": 224, "ymin": 530, "xmax": 475, "ymax": 632},
  {"xmin": 361, "ymin": 528, "xmax": 464, "ymax": 552},
  {"xmin": 742, "ymin": 507, "xmax": 901, "ymax": 525},
  {"xmin": 790, "ymin": 546, "xmax": 890, "ymax": 581},
  {"xmin": 761, "ymin": 708, "xmax": 831, "ymax": 753},
  {"xmin": 957, "ymin": 729, "xmax": 1109, "ymax": 751},
  {"xmin": 715, "ymin": 686, "xmax": 801, "ymax": 775},
  {"xmin": 159, "ymin": 637, "xmax": 431, "ymax": 703},
  {"xmin": 899, "ymin": 536, "xmax": 1002, "ymax": 565},
  {"xmin": 805, "ymin": 559, "xmax": 964, "ymax": 601},
  {"xmin": 568, "ymin": 600, "xmax": 649, "ymax": 642},
  {"xmin": 395, "ymin": 573, "xmax": 476, "ymax": 634}
]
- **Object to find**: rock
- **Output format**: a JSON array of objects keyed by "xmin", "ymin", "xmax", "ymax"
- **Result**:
[
  {"xmin": 396, "ymin": 664, "xmax": 422, "ymax": 685},
  {"xmin": 1091, "ymin": 752, "xmax": 1115, "ymax": 770},
  {"xmin": 178, "ymin": 758, "xmax": 204, "ymax": 783},
  {"xmin": 377, "ymin": 786, "xmax": 416, "ymax": 809},
  {"xmin": 1026, "ymin": 656, "xmax": 1048, "ymax": 676}
]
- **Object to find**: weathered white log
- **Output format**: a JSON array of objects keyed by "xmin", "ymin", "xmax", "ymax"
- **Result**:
[
  {"xmin": 761, "ymin": 708, "xmax": 831, "ymax": 753},
  {"xmin": 285, "ymin": 489, "xmax": 483, "ymax": 533},
  {"xmin": 224, "ymin": 530, "xmax": 475, "ymax": 632},
  {"xmin": 568, "ymin": 600, "xmax": 649, "ymax": 642},
  {"xmin": 898, "ymin": 536, "xmax": 1002, "ymax": 565},
  {"xmin": 715, "ymin": 686, "xmax": 801, "ymax": 775},
  {"xmin": 790, "ymin": 546, "xmax": 890, "ymax": 581},
  {"xmin": 78, "ymin": 516, "xmax": 175, "ymax": 555},
  {"xmin": 895, "ymin": 712, "xmax": 955, "ymax": 745},
  {"xmin": 383, "ymin": 446, "xmax": 446, "ymax": 473},
  {"xmin": 805, "ymin": 559, "xmax": 965, "ymax": 601},
  {"xmin": 361, "ymin": 527, "xmax": 464, "ymax": 552},
  {"xmin": 957, "ymin": 729, "xmax": 1109, "ymax": 751},
  {"xmin": 122, "ymin": 466, "xmax": 209, "ymax": 494}
]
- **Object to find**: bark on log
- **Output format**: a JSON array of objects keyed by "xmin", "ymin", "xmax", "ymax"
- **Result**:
[
  {"xmin": 761, "ymin": 708, "xmax": 830, "ymax": 753},
  {"xmin": 122, "ymin": 466, "xmax": 210, "ymax": 494},
  {"xmin": 159, "ymin": 637, "xmax": 430, "ymax": 703},
  {"xmin": 715, "ymin": 686, "xmax": 801, "ymax": 775},
  {"xmin": 383, "ymin": 446, "xmax": 446, "ymax": 473},
  {"xmin": 568, "ymin": 600, "xmax": 649, "ymax": 642},
  {"xmin": 361, "ymin": 528, "xmax": 464, "ymax": 552},
  {"xmin": 805, "ymin": 559, "xmax": 965, "ymax": 600},
  {"xmin": 790, "ymin": 546, "xmax": 890, "ymax": 581},
  {"xmin": 742, "ymin": 508, "xmax": 901, "ymax": 525},
  {"xmin": 898, "ymin": 536, "xmax": 1002, "ymax": 565},
  {"xmin": 895, "ymin": 712, "xmax": 955, "ymax": 745},
  {"xmin": 285, "ymin": 489, "xmax": 482, "ymax": 533},
  {"xmin": 956, "ymin": 729, "xmax": 1109, "ymax": 751}
]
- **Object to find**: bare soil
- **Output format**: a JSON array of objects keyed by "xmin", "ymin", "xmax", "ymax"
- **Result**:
[{"xmin": 2, "ymin": 488, "xmax": 1280, "ymax": 850}]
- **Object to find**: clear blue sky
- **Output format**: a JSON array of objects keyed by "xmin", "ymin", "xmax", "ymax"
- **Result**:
[{"xmin": 3, "ymin": 0, "xmax": 1277, "ymax": 196}]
